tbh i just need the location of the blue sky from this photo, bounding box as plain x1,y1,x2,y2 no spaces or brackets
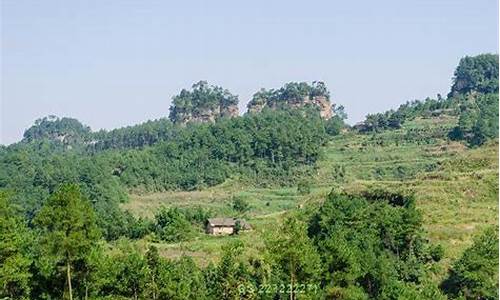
1,0,498,144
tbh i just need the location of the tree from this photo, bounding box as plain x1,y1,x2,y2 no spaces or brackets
207,240,254,300
308,190,440,299
266,216,322,300
232,196,250,214
157,256,207,299
297,180,312,195
449,54,499,96
169,81,239,124
22,115,91,145
247,81,332,119
0,192,32,299
154,207,193,242
441,227,499,299
449,93,499,146
146,245,160,300
114,248,148,300
34,184,100,300
325,105,347,136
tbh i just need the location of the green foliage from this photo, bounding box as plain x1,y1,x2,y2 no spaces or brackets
0,55,497,299
90,118,176,150
169,80,238,124
429,244,445,262
205,240,255,300
308,190,441,299
157,255,207,299
442,227,499,300
154,207,194,242
0,108,326,241
265,216,323,299
0,142,131,240
446,54,499,146
358,54,498,145
324,104,348,136
379,280,447,300
325,116,345,136
0,192,32,299
449,93,499,146
360,97,456,133
86,241,208,299
22,115,91,145
449,54,499,96
92,243,149,299
248,81,330,112
232,196,251,213
178,206,214,226
107,109,326,191
33,184,100,300
297,180,312,195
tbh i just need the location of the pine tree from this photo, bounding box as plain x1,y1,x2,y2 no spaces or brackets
34,184,100,300
0,192,33,299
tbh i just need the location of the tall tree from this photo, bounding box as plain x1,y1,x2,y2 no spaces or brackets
266,216,322,300
0,192,32,299
146,245,160,300
34,184,100,300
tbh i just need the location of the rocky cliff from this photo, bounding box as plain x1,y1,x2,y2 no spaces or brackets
169,81,239,125
247,82,333,119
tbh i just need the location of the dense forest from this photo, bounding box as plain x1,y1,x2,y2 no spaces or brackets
0,54,498,299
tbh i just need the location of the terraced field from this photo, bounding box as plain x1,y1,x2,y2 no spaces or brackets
121,115,499,276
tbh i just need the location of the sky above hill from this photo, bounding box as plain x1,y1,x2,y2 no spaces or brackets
1,0,498,144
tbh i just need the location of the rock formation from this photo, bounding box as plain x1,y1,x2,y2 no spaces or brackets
246,82,333,119
169,81,239,125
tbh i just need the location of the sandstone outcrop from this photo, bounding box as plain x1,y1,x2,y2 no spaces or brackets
169,81,239,125
246,82,333,119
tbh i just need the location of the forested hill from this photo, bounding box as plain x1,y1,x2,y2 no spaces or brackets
0,54,498,299
1,54,498,236
357,53,499,147
14,81,336,151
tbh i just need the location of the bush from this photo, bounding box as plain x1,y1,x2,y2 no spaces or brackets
429,244,445,262
231,196,250,214
441,227,499,300
154,207,194,242
297,180,312,195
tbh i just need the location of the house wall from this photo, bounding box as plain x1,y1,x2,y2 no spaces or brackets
208,226,234,235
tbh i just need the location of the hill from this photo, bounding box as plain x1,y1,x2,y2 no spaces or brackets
122,115,498,268
0,53,498,299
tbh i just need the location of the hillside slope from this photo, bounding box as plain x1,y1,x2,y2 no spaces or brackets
122,115,498,276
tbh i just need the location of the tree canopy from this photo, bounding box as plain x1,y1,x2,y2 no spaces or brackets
169,81,239,124
449,54,499,96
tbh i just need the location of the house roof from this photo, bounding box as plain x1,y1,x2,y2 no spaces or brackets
207,218,251,229
207,218,236,227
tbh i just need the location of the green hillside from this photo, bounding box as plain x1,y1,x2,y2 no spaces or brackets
1,54,498,299
122,115,498,270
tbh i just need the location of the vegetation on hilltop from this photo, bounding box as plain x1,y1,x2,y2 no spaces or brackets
169,81,239,124
91,118,176,151
247,81,333,119
449,92,499,146
0,109,328,239
449,53,499,96
22,115,92,146
359,54,499,147
0,53,498,299
248,81,330,108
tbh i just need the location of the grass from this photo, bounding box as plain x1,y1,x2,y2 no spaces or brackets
120,115,498,276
